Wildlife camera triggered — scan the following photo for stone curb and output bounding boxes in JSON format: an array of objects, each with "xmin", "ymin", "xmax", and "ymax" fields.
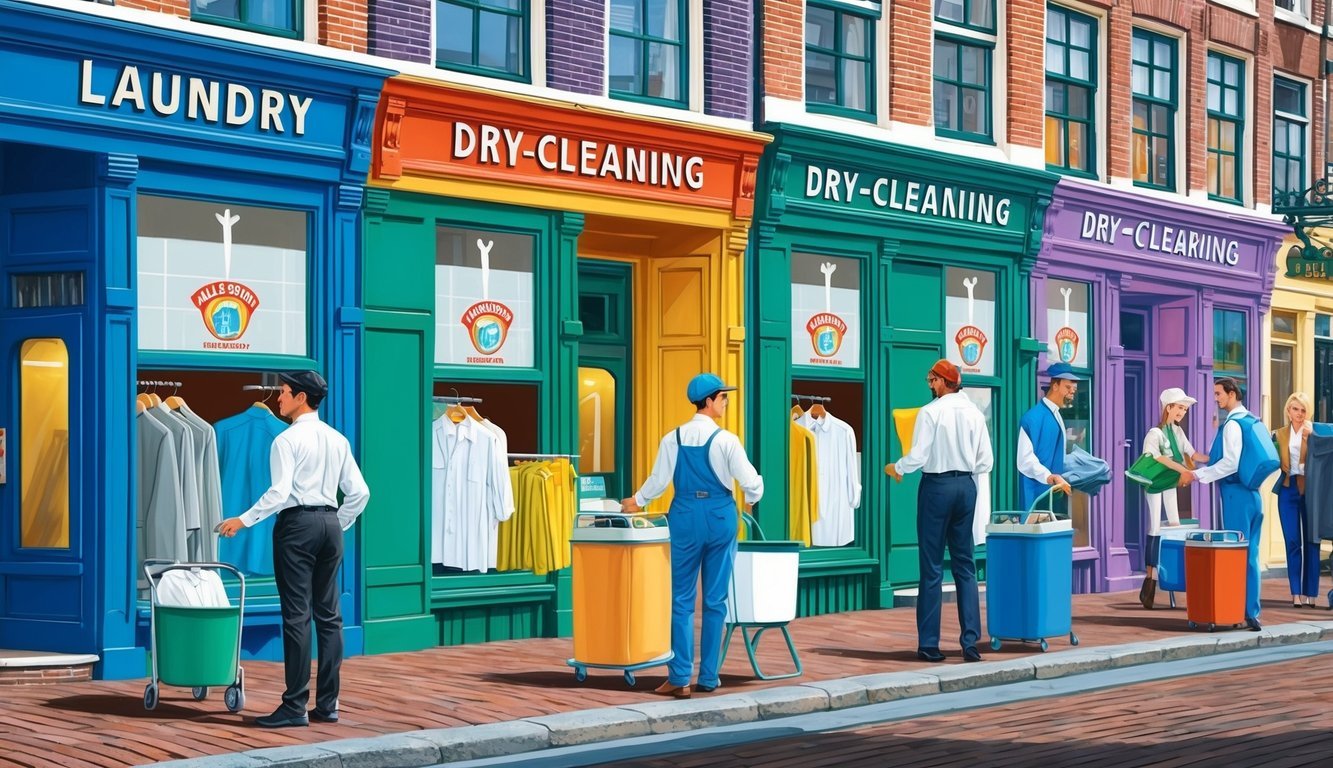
[{"xmin": 149, "ymin": 621, "xmax": 1333, "ymax": 768}]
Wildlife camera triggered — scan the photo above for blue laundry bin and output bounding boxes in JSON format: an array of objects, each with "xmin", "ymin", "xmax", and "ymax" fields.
[
  {"xmin": 985, "ymin": 488, "xmax": 1079, "ymax": 652},
  {"xmin": 1154, "ymin": 522, "xmax": 1199, "ymax": 607}
]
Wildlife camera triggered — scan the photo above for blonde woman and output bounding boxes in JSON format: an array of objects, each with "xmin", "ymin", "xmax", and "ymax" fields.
[
  {"xmin": 1273, "ymin": 392, "xmax": 1320, "ymax": 608},
  {"xmin": 1138, "ymin": 388, "xmax": 1211, "ymax": 609}
]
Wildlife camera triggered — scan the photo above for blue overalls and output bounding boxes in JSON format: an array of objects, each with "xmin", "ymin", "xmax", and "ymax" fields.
[
  {"xmin": 1210, "ymin": 413, "xmax": 1264, "ymax": 621},
  {"xmin": 666, "ymin": 427, "xmax": 739, "ymax": 689}
]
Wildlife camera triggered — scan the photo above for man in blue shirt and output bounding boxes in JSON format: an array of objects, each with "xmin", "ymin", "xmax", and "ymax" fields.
[{"xmin": 1017, "ymin": 363, "xmax": 1078, "ymax": 510}]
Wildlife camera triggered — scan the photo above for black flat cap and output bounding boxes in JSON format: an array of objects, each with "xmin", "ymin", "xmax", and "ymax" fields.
[{"xmin": 278, "ymin": 370, "xmax": 327, "ymax": 400}]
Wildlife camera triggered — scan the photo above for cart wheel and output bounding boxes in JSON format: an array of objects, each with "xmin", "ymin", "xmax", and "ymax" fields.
[
  {"xmin": 143, "ymin": 683, "xmax": 159, "ymax": 711},
  {"xmin": 573, "ymin": 667, "xmax": 587, "ymax": 683},
  {"xmin": 1187, "ymin": 621, "xmax": 1197, "ymax": 630},
  {"xmin": 224, "ymin": 684, "xmax": 244, "ymax": 713},
  {"xmin": 1069, "ymin": 633, "xmax": 1080, "ymax": 646},
  {"xmin": 1039, "ymin": 638, "xmax": 1049, "ymax": 652},
  {"xmin": 1207, "ymin": 624, "xmax": 1216, "ymax": 632},
  {"xmin": 990, "ymin": 637, "xmax": 1001, "ymax": 651},
  {"xmin": 624, "ymin": 670, "xmax": 636, "ymax": 687},
  {"xmin": 192, "ymin": 686, "xmax": 208, "ymax": 701}
]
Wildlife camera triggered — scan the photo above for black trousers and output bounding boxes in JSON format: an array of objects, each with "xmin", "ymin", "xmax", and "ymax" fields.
[
  {"xmin": 273, "ymin": 508, "xmax": 344, "ymax": 714},
  {"xmin": 916, "ymin": 472, "xmax": 981, "ymax": 651}
]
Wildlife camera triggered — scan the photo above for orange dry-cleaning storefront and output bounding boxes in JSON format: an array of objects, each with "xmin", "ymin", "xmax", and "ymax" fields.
[{"xmin": 356, "ymin": 77, "xmax": 769, "ymax": 651}]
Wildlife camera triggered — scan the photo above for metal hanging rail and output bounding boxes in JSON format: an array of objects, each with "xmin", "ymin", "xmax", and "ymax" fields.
[
  {"xmin": 432, "ymin": 395, "xmax": 484, "ymax": 404},
  {"xmin": 508, "ymin": 452, "xmax": 581, "ymax": 460},
  {"xmin": 790, "ymin": 394, "xmax": 832, "ymax": 403},
  {"xmin": 138, "ymin": 380, "xmax": 182, "ymax": 388},
  {"xmin": 241, "ymin": 385, "xmax": 284, "ymax": 392}
]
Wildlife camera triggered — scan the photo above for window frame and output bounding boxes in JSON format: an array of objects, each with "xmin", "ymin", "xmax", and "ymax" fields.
[
  {"xmin": 1131, "ymin": 28, "xmax": 1178, "ymax": 192},
  {"xmin": 933, "ymin": 34, "xmax": 995, "ymax": 143},
  {"xmin": 1213, "ymin": 307, "xmax": 1249, "ymax": 394},
  {"xmin": 1272, "ymin": 75, "xmax": 1309, "ymax": 207},
  {"xmin": 934, "ymin": 0, "xmax": 996, "ymax": 34},
  {"xmin": 190, "ymin": 0, "xmax": 302, "ymax": 39},
  {"xmin": 804, "ymin": 2, "xmax": 878, "ymax": 120},
  {"xmin": 1045, "ymin": 4, "xmax": 1098, "ymax": 178},
  {"xmin": 1206, "ymin": 51, "xmax": 1246, "ymax": 205},
  {"xmin": 433, "ymin": 0, "xmax": 531, "ymax": 83},
  {"xmin": 607, "ymin": 0, "xmax": 689, "ymax": 108}
]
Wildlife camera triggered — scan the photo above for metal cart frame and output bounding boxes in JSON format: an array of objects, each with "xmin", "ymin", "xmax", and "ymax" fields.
[{"xmin": 142, "ymin": 559, "xmax": 246, "ymax": 712}]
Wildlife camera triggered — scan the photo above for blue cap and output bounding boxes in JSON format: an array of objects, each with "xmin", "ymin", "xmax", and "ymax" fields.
[
  {"xmin": 1045, "ymin": 362, "xmax": 1082, "ymax": 381},
  {"xmin": 686, "ymin": 373, "xmax": 737, "ymax": 403}
]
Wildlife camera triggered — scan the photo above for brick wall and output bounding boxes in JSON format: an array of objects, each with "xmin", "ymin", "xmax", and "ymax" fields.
[
  {"xmin": 889, "ymin": 0, "xmax": 934, "ymax": 126},
  {"xmin": 546, "ymin": 0, "xmax": 605, "ymax": 95},
  {"xmin": 760, "ymin": 0, "xmax": 804, "ymax": 104},
  {"xmin": 1007, "ymin": 0, "xmax": 1047, "ymax": 149},
  {"xmin": 321, "ymin": 0, "xmax": 369, "ymax": 52},
  {"xmin": 116, "ymin": 0, "xmax": 188, "ymax": 16},
  {"xmin": 704, "ymin": 0, "xmax": 752, "ymax": 120},
  {"xmin": 369, "ymin": 0, "xmax": 432, "ymax": 63}
]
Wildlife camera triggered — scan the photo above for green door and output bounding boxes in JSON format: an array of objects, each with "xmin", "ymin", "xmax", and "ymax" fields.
[{"xmin": 577, "ymin": 261, "xmax": 632, "ymax": 500}]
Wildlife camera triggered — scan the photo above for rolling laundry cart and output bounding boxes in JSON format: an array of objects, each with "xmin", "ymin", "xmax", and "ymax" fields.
[
  {"xmin": 1154, "ymin": 522, "xmax": 1200, "ymax": 609},
  {"xmin": 142, "ymin": 559, "xmax": 246, "ymax": 712},
  {"xmin": 1184, "ymin": 530, "xmax": 1247, "ymax": 632},
  {"xmin": 986, "ymin": 487, "xmax": 1079, "ymax": 652},
  {"xmin": 566, "ymin": 512, "xmax": 673, "ymax": 686},
  {"xmin": 720, "ymin": 513, "xmax": 802, "ymax": 681}
]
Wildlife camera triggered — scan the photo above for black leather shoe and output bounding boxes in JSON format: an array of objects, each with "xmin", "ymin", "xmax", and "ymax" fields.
[
  {"xmin": 917, "ymin": 648, "xmax": 946, "ymax": 663},
  {"xmin": 695, "ymin": 683, "xmax": 718, "ymax": 693},
  {"xmin": 962, "ymin": 647, "xmax": 983, "ymax": 663},
  {"xmin": 310, "ymin": 708, "xmax": 339, "ymax": 723},
  {"xmin": 255, "ymin": 710, "xmax": 308, "ymax": 728},
  {"xmin": 1245, "ymin": 617, "xmax": 1262, "ymax": 632}
]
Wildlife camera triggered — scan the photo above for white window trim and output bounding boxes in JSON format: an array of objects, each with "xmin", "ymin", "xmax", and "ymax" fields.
[
  {"xmin": 1274, "ymin": 5, "xmax": 1321, "ymax": 36},
  {"xmin": 1046, "ymin": 1, "xmax": 1109, "ymax": 181},
  {"xmin": 1208, "ymin": 0, "xmax": 1259, "ymax": 18},
  {"xmin": 303, "ymin": 1, "xmax": 318, "ymax": 45},
  {"xmin": 1273, "ymin": 71, "xmax": 1313, "ymax": 202}
]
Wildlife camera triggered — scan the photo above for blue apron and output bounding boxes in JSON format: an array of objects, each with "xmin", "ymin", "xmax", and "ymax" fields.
[{"xmin": 666, "ymin": 427, "xmax": 739, "ymax": 688}]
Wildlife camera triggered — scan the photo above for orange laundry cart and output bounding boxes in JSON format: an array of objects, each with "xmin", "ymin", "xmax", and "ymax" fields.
[
  {"xmin": 1183, "ymin": 530, "xmax": 1247, "ymax": 632},
  {"xmin": 568, "ymin": 512, "xmax": 672, "ymax": 686}
]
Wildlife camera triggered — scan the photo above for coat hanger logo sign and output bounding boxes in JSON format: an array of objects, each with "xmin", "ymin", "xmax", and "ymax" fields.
[
  {"xmin": 953, "ymin": 274, "xmax": 988, "ymax": 371},
  {"xmin": 805, "ymin": 261, "xmax": 848, "ymax": 361}
]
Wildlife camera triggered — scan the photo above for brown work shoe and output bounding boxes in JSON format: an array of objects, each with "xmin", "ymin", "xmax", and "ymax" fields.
[{"xmin": 654, "ymin": 681, "xmax": 691, "ymax": 699}]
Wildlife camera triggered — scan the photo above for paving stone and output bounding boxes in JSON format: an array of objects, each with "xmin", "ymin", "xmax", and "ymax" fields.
[
  {"xmin": 525, "ymin": 707, "xmax": 651, "ymax": 746},
  {"xmin": 1029, "ymin": 649, "xmax": 1114, "ymax": 679},
  {"xmin": 798, "ymin": 679, "xmax": 869, "ymax": 709},
  {"xmin": 743, "ymin": 685, "xmax": 832, "ymax": 719},
  {"xmin": 931, "ymin": 658, "xmax": 1036, "ymax": 693},
  {"xmin": 313, "ymin": 734, "xmax": 442, "ymax": 768},
  {"xmin": 1257, "ymin": 622, "xmax": 1323, "ymax": 647},
  {"xmin": 618, "ymin": 695, "xmax": 760, "ymax": 734},
  {"xmin": 245, "ymin": 746, "xmax": 342, "ymax": 768},
  {"xmin": 1101, "ymin": 641, "xmax": 1166, "ymax": 668},
  {"xmin": 1298, "ymin": 618, "xmax": 1333, "ymax": 639},
  {"xmin": 842, "ymin": 672, "xmax": 941, "ymax": 704},
  {"xmin": 1212, "ymin": 630, "xmax": 1261, "ymax": 654},
  {"xmin": 1154, "ymin": 633, "xmax": 1220, "ymax": 661},
  {"xmin": 412, "ymin": 721, "xmax": 550, "ymax": 762},
  {"xmin": 150, "ymin": 756, "xmax": 269, "ymax": 768}
]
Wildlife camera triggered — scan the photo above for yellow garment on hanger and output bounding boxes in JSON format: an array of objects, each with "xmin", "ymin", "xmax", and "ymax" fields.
[
  {"xmin": 497, "ymin": 459, "xmax": 577, "ymax": 575},
  {"xmin": 790, "ymin": 420, "xmax": 820, "ymax": 547}
]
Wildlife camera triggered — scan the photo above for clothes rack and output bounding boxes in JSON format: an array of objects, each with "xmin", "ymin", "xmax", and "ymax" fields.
[
  {"xmin": 241, "ymin": 385, "xmax": 283, "ymax": 392},
  {"xmin": 138, "ymin": 379, "xmax": 183, "ymax": 388},
  {"xmin": 791, "ymin": 394, "xmax": 832, "ymax": 403},
  {"xmin": 433, "ymin": 395, "xmax": 484, "ymax": 404},
  {"xmin": 508, "ymin": 452, "xmax": 580, "ymax": 461}
]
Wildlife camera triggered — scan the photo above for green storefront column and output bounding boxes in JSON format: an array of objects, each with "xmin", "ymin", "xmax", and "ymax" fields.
[{"xmin": 751, "ymin": 125, "xmax": 1056, "ymax": 614}]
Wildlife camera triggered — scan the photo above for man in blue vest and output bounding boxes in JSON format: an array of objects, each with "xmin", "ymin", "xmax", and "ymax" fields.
[
  {"xmin": 622, "ymin": 373, "xmax": 764, "ymax": 698},
  {"xmin": 1017, "ymin": 363, "xmax": 1078, "ymax": 510},
  {"xmin": 1179, "ymin": 377, "xmax": 1263, "ymax": 631}
]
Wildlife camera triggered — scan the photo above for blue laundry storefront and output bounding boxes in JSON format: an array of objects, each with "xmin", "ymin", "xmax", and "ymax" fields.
[{"xmin": 0, "ymin": 0, "xmax": 389, "ymax": 679}]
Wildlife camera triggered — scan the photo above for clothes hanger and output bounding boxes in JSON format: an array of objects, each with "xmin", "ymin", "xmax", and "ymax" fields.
[
  {"xmin": 135, "ymin": 398, "xmax": 147, "ymax": 415},
  {"xmin": 808, "ymin": 398, "xmax": 827, "ymax": 420},
  {"xmin": 164, "ymin": 382, "xmax": 186, "ymax": 410},
  {"xmin": 136, "ymin": 392, "xmax": 155, "ymax": 411},
  {"xmin": 446, "ymin": 402, "xmax": 468, "ymax": 424},
  {"xmin": 464, "ymin": 404, "xmax": 483, "ymax": 422},
  {"xmin": 790, "ymin": 397, "xmax": 805, "ymax": 421}
]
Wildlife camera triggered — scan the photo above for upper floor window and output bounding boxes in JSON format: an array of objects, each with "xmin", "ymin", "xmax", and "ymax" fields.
[
  {"xmin": 436, "ymin": 0, "xmax": 529, "ymax": 81},
  {"xmin": 1131, "ymin": 29, "xmax": 1177, "ymax": 191},
  {"xmin": 1045, "ymin": 5, "xmax": 1097, "ymax": 176},
  {"xmin": 934, "ymin": 0, "xmax": 996, "ymax": 142},
  {"xmin": 1206, "ymin": 52, "xmax": 1245, "ymax": 204},
  {"xmin": 191, "ymin": 0, "xmax": 300, "ymax": 38},
  {"xmin": 1275, "ymin": 0, "xmax": 1308, "ymax": 17},
  {"xmin": 805, "ymin": 3, "xmax": 875, "ymax": 118},
  {"xmin": 609, "ymin": 0, "xmax": 687, "ymax": 106},
  {"xmin": 1273, "ymin": 76, "xmax": 1308, "ymax": 205}
]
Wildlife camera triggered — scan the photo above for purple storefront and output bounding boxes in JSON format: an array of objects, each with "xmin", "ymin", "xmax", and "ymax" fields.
[{"xmin": 1033, "ymin": 179, "xmax": 1287, "ymax": 593}]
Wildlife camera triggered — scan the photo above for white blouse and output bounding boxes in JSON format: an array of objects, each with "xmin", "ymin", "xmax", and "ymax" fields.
[
  {"xmin": 1289, "ymin": 428, "xmax": 1305, "ymax": 476},
  {"xmin": 1142, "ymin": 424, "xmax": 1195, "ymax": 461}
]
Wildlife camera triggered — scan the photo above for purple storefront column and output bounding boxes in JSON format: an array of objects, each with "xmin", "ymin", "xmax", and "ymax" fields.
[{"xmin": 1033, "ymin": 179, "xmax": 1288, "ymax": 594}]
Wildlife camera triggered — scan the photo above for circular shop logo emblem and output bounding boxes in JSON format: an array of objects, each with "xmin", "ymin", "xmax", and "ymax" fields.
[
  {"xmin": 806, "ymin": 312, "xmax": 848, "ymax": 358},
  {"xmin": 192, "ymin": 281, "xmax": 260, "ymax": 341},
  {"xmin": 461, "ymin": 301, "xmax": 515, "ymax": 356},
  {"xmin": 954, "ymin": 325, "xmax": 988, "ymax": 368},
  {"xmin": 1054, "ymin": 326, "xmax": 1080, "ymax": 364}
]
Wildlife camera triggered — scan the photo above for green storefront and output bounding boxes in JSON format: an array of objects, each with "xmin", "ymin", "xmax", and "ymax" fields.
[{"xmin": 749, "ymin": 125, "xmax": 1058, "ymax": 613}]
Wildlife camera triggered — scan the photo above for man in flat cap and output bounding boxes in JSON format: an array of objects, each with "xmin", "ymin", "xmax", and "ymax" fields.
[
  {"xmin": 218, "ymin": 371, "xmax": 370, "ymax": 727},
  {"xmin": 1017, "ymin": 362, "xmax": 1079, "ymax": 510},
  {"xmin": 886, "ymin": 359, "xmax": 993, "ymax": 663}
]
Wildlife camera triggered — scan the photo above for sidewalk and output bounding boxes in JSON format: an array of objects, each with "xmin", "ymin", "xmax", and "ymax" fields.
[{"xmin": 0, "ymin": 580, "xmax": 1329, "ymax": 768}]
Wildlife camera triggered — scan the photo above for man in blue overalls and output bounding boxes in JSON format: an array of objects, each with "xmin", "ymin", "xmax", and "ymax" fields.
[
  {"xmin": 622, "ymin": 373, "xmax": 764, "ymax": 698},
  {"xmin": 1181, "ymin": 376, "xmax": 1264, "ymax": 631}
]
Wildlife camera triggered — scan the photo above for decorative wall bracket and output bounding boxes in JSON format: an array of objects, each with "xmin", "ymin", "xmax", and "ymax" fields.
[{"xmin": 1274, "ymin": 180, "xmax": 1333, "ymax": 279}]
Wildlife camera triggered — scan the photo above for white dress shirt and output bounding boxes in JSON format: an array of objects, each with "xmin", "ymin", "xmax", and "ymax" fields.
[
  {"xmin": 633, "ymin": 414, "xmax": 764, "ymax": 507},
  {"xmin": 240, "ymin": 412, "xmax": 371, "ymax": 531},
  {"xmin": 1143, "ymin": 424, "xmax": 1196, "ymax": 461},
  {"xmin": 894, "ymin": 392, "xmax": 994, "ymax": 476},
  {"xmin": 1193, "ymin": 406, "xmax": 1249, "ymax": 485},
  {"xmin": 431, "ymin": 415, "xmax": 514, "ymax": 571},
  {"xmin": 1289, "ymin": 427, "xmax": 1305, "ymax": 476},
  {"xmin": 801, "ymin": 412, "xmax": 862, "ymax": 548},
  {"xmin": 1016, "ymin": 398, "xmax": 1066, "ymax": 483}
]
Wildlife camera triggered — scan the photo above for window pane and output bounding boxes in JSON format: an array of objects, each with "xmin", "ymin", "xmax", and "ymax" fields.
[
  {"xmin": 1070, "ymin": 50, "xmax": 1089, "ymax": 81},
  {"xmin": 1132, "ymin": 35, "xmax": 1148, "ymax": 63},
  {"xmin": 935, "ymin": 39, "xmax": 958, "ymax": 80},
  {"xmin": 1070, "ymin": 19, "xmax": 1090, "ymax": 48},
  {"xmin": 578, "ymin": 367, "xmax": 618, "ymax": 475},
  {"xmin": 1048, "ymin": 9, "xmax": 1066, "ymax": 42},
  {"xmin": 1274, "ymin": 78, "xmax": 1305, "ymax": 115},
  {"xmin": 806, "ymin": 6, "xmax": 835, "ymax": 47},
  {"xmin": 968, "ymin": 0, "xmax": 993, "ymax": 29},
  {"xmin": 435, "ymin": 227, "xmax": 536, "ymax": 367},
  {"xmin": 841, "ymin": 58, "xmax": 868, "ymax": 110},
  {"xmin": 806, "ymin": 51, "xmax": 836, "ymax": 104},
  {"xmin": 1271, "ymin": 347, "xmax": 1294, "ymax": 428},
  {"xmin": 1152, "ymin": 137, "xmax": 1170, "ymax": 184},
  {"xmin": 1154, "ymin": 40, "xmax": 1171, "ymax": 65},
  {"xmin": 1153, "ymin": 69, "xmax": 1171, "ymax": 100},
  {"xmin": 1132, "ymin": 64, "xmax": 1148, "ymax": 94},
  {"xmin": 1289, "ymin": 123, "xmax": 1304, "ymax": 153},
  {"xmin": 1274, "ymin": 118, "xmax": 1289, "ymax": 153},
  {"xmin": 962, "ymin": 87, "xmax": 987, "ymax": 133},
  {"xmin": 1220, "ymin": 155, "xmax": 1236, "ymax": 198},
  {"xmin": 935, "ymin": 83, "xmax": 958, "ymax": 129},
  {"xmin": 195, "ymin": 0, "xmax": 240, "ymax": 19},
  {"xmin": 646, "ymin": 0, "xmax": 681, "ymax": 40},
  {"xmin": 477, "ymin": 10, "xmax": 523, "ymax": 74},
  {"xmin": 609, "ymin": 36, "xmax": 642, "ymax": 94},
  {"xmin": 1047, "ymin": 81, "xmax": 1065, "ymax": 114},
  {"xmin": 1046, "ymin": 115, "xmax": 1066, "ymax": 166},
  {"xmin": 935, "ymin": 0, "xmax": 964, "ymax": 23},
  {"xmin": 1132, "ymin": 132, "xmax": 1148, "ymax": 179},
  {"xmin": 436, "ymin": 4, "xmax": 475, "ymax": 65},
  {"xmin": 1046, "ymin": 42, "xmax": 1065, "ymax": 76},
  {"xmin": 1207, "ymin": 82, "xmax": 1220, "ymax": 112},
  {"xmin": 20, "ymin": 338, "xmax": 70, "ymax": 550},
  {"xmin": 1208, "ymin": 54, "xmax": 1220, "ymax": 81},
  {"xmin": 1068, "ymin": 121, "xmax": 1087, "ymax": 168},
  {"xmin": 610, "ymin": 0, "xmax": 641, "ymax": 33},
  {"xmin": 1067, "ymin": 84, "xmax": 1089, "ymax": 118},
  {"xmin": 1132, "ymin": 100, "xmax": 1148, "ymax": 130},
  {"xmin": 961, "ymin": 44, "xmax": 986, "ymax": 85},
  {"xmin": 843, "ymin": 15, "xmax": 868, "ymax": 56},
  {"xmin": 249, "ymin": 1, "xmax": 292, "ymax": 28},
  {"xmin": 1151, "ymin": 104, "xmax": 1169, "ymax": 132},
  {"xmin": 647, "ymin": 42, "xmax": 680, "ymax": 100}
]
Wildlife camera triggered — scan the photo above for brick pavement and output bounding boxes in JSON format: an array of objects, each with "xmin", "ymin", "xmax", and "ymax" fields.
[
  {"xmin": 601, "ymin": 643, "xmax": 1333, "ymax": 767},
  {"xmin": 0, "ymin": 579, "xmax": 1323, "ymax": 767}
]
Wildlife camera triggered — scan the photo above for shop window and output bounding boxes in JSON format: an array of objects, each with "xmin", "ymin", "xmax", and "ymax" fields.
[
  {"xmin": 1045, "ymin": 5, "xmax": 1097, "ymax": 177},
  {"xmin": 1213, "ymin": 307, "xmax": 1248, "ymax": 395},
  {"xmin": 1206, "ymin": 52, "xmax": 1245, "ymax": 204},
  {"xmin": 137, "ymin": 195, "xmax": 308, "ymax": 358},
  {"xmin": 1120, "ymin": 309, "xmax": 1146, "ymax": 352},
  {"xmin": 791, "ymin": 377, "xmax": 864, "ymax": 549},
  {"xmin": 11, "ymin": 272, "xmax": 84, "ymax": 308},
  {"xmin": 1131, "ymin": 29, "xmax": 1177, "ymax": 191},
  {"xmin": 945, "ymin": 268, "xmax": 997, "ymax": 377},
  {"xmin": 577, "ymin": 367, "xmax": 618, "ymax": 476},
  {"xmin": 608, "ymin": 0, "xmax": 687, "ymax": 106},
  {"xmin": 435, "ymin": 227, "xmax": 535, "ymax": 368},
  {"xmin": 191, "ymin": 0, "xmax": 301, "ymax": 39},
  {"xmin": 791, "ymin": 252, "xmax": 862, "ymax": 370},
  {"xmin": 1045, "ymin": 279, "xmax": 1091, "ymax": 369},
  {"xmin": 1061, "ymin": 386, "xmax": 1092, "ymax": 547},
  {"xmin": 1271, "ymin": 345, "xmax": 1295, "ymax": 427},
  {"xmin": 805, "ymin": 3, "xmax": 876, "ymax": 119},
  {"xmin": 1272, "ymin": 310, "xmax": 1298, "ymax": 340},
  {"xmin": 435, "ymin": 0, "xmax": 529, "ymax": 82},
  {"xmin": 1317, "ymin": 313, "xmax": 1331, "ymax": 338},
  {"xmin": 20, "ymin": 339, "xmax": 70, "ymax": 550},
  {"xmin": 1273, "ymin": 76, "xmax": 1308, "ymax": 205}
]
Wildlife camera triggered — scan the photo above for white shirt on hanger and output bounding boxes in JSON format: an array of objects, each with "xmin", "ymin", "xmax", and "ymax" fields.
[
  {"xmin": 431, "ymin": 416, "xmax": 513, "ymax": 571},
  {"xmin": 801, "ymin": 411, "xmax": 862, "ymax": 548},
  {"xmin": 239, "ymin": 412, "xmax": 371, "ymax": 531}
]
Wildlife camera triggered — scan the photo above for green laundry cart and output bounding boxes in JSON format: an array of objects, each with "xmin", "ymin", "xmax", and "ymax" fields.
[{"xmin": 142, "ymin": 560, "xmax": 246, "ymax": 713}]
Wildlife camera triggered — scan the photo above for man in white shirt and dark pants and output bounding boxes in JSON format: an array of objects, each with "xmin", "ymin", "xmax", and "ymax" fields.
[
  {"xmin": 218, "ymin": 371, "xmax": 370, "ymax": 726},
  {"xmin": 887, "ymin": 359, "xmax": 993, "ymax": 663}
]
